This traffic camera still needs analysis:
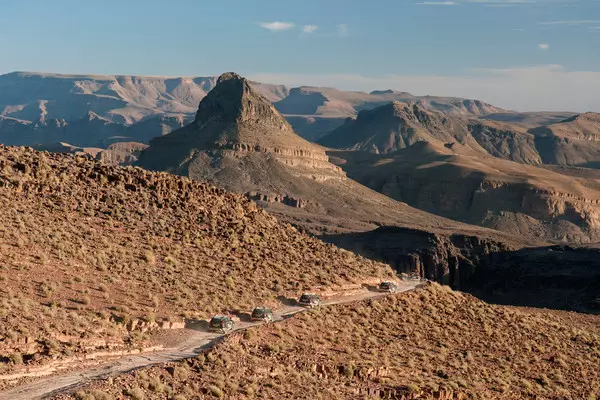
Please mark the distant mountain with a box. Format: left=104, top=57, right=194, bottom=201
left=0, top=71, right=509, bottom=146
left=480, top=111, right=577, bottom=129
left=275, top=87, right=504, bottom=117
left=329, top=141, right=600, bottom=242
left=531, top=112, right=600, bottom=168
left=319, top=101, right=489, bottom=155
left=319, top=101, right=600, bottom=169
left=136, top=72, right=520, bottom=239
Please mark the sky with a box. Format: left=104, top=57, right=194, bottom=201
left=0, top=0, right=599, bottom=111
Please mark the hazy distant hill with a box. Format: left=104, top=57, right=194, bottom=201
left=0, top=71, right=510, bottom=146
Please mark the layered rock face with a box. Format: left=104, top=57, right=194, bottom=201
left=137, top=72, right=504, bottom=235
left=138, top=72, right=345, bottom=183
left=531, top=112, right=600, bottom=167
left=324, top=226, right=512, bottom=288
left=325, top=226, right=600, bottom=312
left=331, top=143, right=600, bottom=242
left=319, top=102, right=487, bottom=155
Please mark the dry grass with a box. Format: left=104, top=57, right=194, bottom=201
left=0, top=146, right=394, bottom=377
left=58, top=283, right=600, bottom=399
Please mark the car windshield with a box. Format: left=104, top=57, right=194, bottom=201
left=211, top=318, right=226, bottom=327
left=253, top=309, right=266, bottom=316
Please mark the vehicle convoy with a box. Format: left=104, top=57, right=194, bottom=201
left=378, top=281, right=398, bottom=293
left=298, top=293, right=322, bottom=308
left=251, top=306, right=274, bottom=322
left=209, top=315, right=235, bottom=333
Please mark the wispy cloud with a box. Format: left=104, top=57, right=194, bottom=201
left=258, top=21, right=295, bottom=32
left=248, top=65, right=600, bottom=112
left=539, top=43, right=550, bottom=50
left=337, top=24, right=349, bottom=37
left=302, top=25, right=318, bottom=34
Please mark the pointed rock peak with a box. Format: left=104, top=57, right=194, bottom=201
left=194, top=72, right=292, bottom=133
left=216, top=72, right=245, bottom=85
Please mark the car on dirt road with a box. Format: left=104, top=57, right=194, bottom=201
left=209, top=315, right=235, bottom=333
left=298, top=293, right=322, bottom=308
left=378, top=281, right=398, bottom=293
left=251, top=306, right=274, bottom=322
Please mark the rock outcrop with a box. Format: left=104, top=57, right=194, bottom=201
left=530, top=112, right=600, bottom=167
left=330, top=142, right=600, bottom=243
left=137, top=73, right=506, bottom=235
left=138, top=72, right=345, bottom=184
left=324, top=226, right=512, bottom=288
left=325, top=226, right=600, bottom=312
left=319, top=102, right=487, bottom=155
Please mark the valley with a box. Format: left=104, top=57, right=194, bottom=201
left=0, top=70, right=598, bottom=399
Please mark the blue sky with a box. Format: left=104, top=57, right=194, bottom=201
left=1, top=0, right=599, bottom=111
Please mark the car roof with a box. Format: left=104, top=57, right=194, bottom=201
left=211, top=315, right=230, bottom=320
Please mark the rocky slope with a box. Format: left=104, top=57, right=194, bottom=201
left=325, top=227, right=600, bottom=312
left=0, top=145, right=397, bottom=378
left=136, top=72, right=521, bottom=236
left=329, top=142, right=600, bottom=243
left=56, top=283, right=600, bottom=400
left=531, top=112, right=600, bottom=168
left=319, top=102, right=488, bottom=155
left=324, top=226, right=512, bottom=288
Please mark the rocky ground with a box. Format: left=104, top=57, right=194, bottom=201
left=55, top=283, right=600, bottom=399
left=0, top=145, right=395, bottom=381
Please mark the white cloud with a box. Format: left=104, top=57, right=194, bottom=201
left=539, top=43, right=550, bottom=50
left=259, top=21, right=295, bottom=32
left=248, top=65, right=600, bottom=112
left=302, top=25, right=318, bottom=34
left=337, top=24, right=349, bottom=37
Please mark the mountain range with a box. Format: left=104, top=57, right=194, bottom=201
left=0, top=70, right=547, bottom=148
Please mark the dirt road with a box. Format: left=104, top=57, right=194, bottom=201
left=0, top=281, right=420, bottom=400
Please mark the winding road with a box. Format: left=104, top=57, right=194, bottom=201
left=0, top=281, right=420, bottom=400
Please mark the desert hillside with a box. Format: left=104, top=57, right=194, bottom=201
left=56, top=283, right=600, bottom=400
left=328, top=141, right=600, bottom=243
left=0, top=145, right=397, bottom=380
left=134, top=73, right=531, bottom=240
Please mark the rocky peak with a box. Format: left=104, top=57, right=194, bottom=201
left=194, top=72, right=292, bottom=134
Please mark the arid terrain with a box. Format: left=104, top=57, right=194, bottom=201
left=52, top=283, right=600, bottom=399
left=0, top=69, right=599, bottom=400
left=0, top=145, right=400, bottom=386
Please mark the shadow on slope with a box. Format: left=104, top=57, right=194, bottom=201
left=323, top=226, right=600, bottom=313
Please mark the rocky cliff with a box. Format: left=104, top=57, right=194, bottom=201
left=330, top=143, right=600, bottom=243
left=138, top=72, right=346, bottom=183
left=531, top=112, right=600, bottom=168
left=136, top=73, right=517, bottom=236
left=319, top=102, right=488, bottom=155
left=324, top=226, right=600, bottom=312
left=324, top=226, right=512, bottom=288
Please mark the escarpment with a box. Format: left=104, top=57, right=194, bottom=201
left=323, top=226, right=512, bottom=288
left=137, top=72, right=496, bottom=234
left=330, top=143, right=600, bottom=243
